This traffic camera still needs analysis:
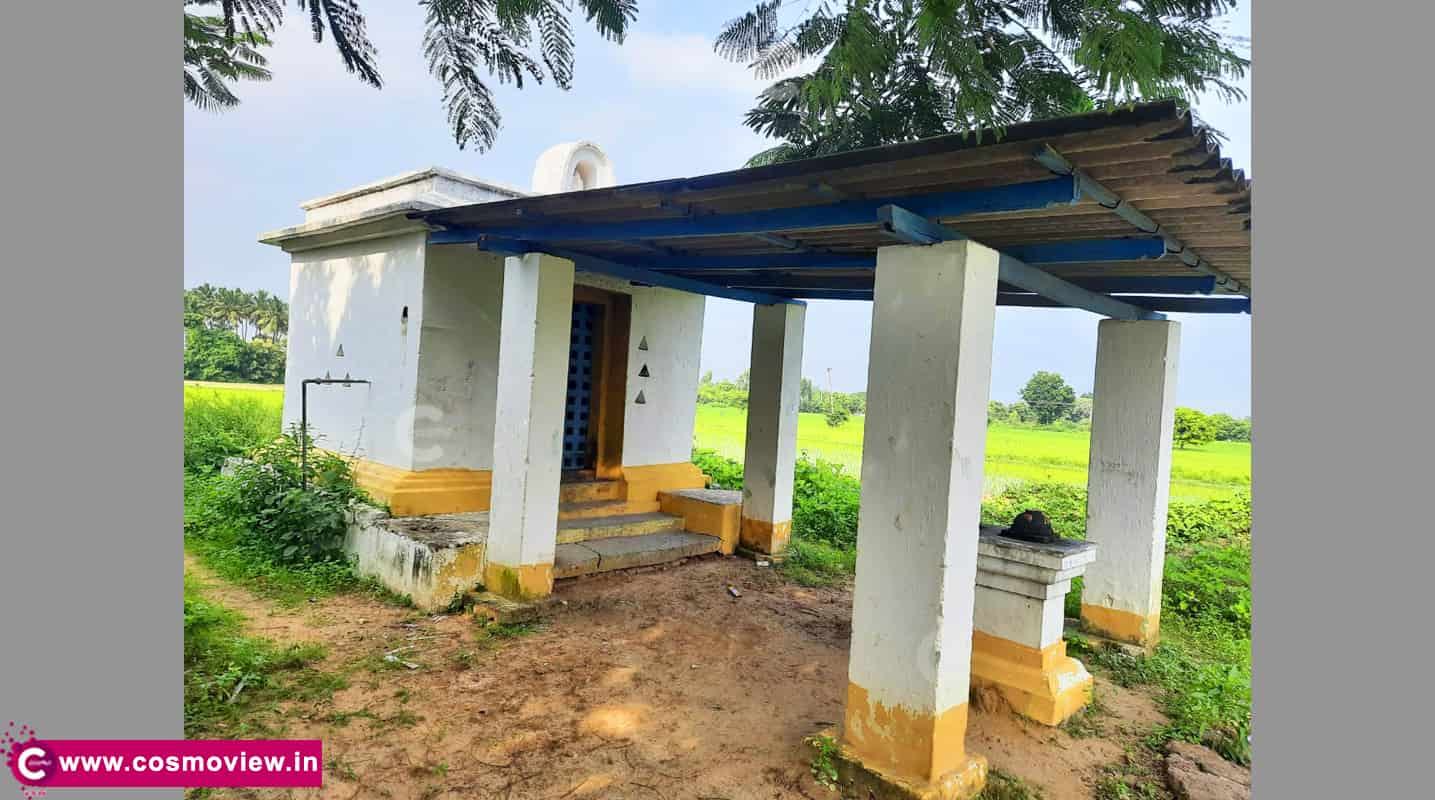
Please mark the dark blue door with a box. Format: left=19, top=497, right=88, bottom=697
left=562, top=302, right=600, bottom=471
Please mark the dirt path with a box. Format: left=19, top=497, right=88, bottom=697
left=185, top=554, right=1166, bottom=800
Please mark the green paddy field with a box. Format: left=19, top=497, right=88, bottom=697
left=183, top=382, right=1249, bottom=501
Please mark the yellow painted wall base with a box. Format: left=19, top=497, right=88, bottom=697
left=842, top=682, right=975, bottom=786
left=483, top=561, right=555, bottom=600
left=348, top=458, right=493, bottom=516
left=1080, top=603, right=1160, bottom=651
left=969, top=631, right=1093, bottom=726
left=740, top=517, right=792, bottom=555
left=658, top=492, right=740, bottom=555
left=621, top=462, right=709, bottom=504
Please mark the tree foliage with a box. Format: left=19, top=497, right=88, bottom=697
left=183, top=1, right=638, bottom=151
left=715, top=0, right=1249, bottom=164
left=185, top=285, right=290, bottom=384
left=1173, top=406, right=1217, bottom=449
left=1019, top=370, right=1076, bottom=424
left=184, top=8, right=274, bottom=111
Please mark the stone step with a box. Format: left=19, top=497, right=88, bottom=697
left=553, top=532, right=723, bottom=579
left=558, top=498, right=661, bottom=520
left=559, top=479, right=625, bottom=504
left=556, top=512, right=685, bottom=545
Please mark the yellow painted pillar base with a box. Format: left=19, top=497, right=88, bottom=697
left=970, top=631, right=1093, bottom=726
left=482, top=561, right=554, bottom=601
left=1080, top=603, right=1161, bottom=652
left=739, top=517, right=791, bottom=555
left=346, top=458, right=493, bottom=516
left=834, top=684, right=987, bottom=799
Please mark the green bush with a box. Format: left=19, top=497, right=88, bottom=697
left=692, top=447, right=744, bottom=490
left=183, top=391, right=282, bottom=474
left=1163, top=543, right=1251, bottom=628
left=981, top=482, right=1089, bottom=539
left=1167, top=491, right=1251, bottom=546
left=792, top=455, right=862, bottom=550
left=823, top=406, right=851, bottom=428
left=208, top=429, right=367, bottom=563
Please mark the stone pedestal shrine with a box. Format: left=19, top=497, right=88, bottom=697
left=970, top=527, right=1098, bottom=726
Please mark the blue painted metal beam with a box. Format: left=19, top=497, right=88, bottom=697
left=998, top=294, right=1250, bottom=314
left=879, top=204, right=1163, bottom=320
left=709, top=275, right=1215, bottom=295
left=1005, top=238, right=1165, bottom=264
left=457, top=237, right=800, bottom=306
left=771, top=289, right=1249, bottom=313
left=642, top=253, right=874, bottom=270
left=428, top=177, right=1077, bottom=244
left=629, top=240, right=1171, bottom=271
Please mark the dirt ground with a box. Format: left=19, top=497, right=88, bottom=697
left=187, top=554, right=1168, bottom=800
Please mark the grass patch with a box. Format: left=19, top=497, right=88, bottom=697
left=474, top=620, right=544, bottom=648
left=1060, top=685, right=1110, bottom=739
left=184, top=575, right=345, bottom=738
left=1071, top=613, right=1251, bottom=765
left=778, top=538, right=857, bottom=587
left=979, top=769, right=1045, bottom=800
left=1091, top=749, right=1173, bottom=800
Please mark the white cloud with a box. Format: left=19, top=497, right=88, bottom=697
left=618, top=31, right=803, bottom=96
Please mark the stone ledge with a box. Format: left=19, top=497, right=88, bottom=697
left=658, top=488, right=742, bottom=554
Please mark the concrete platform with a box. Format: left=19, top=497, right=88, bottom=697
left=554, top=531, right=723, bottom=579
left=345, top=507, right=489, bottom=610
left=658, top=488, right=743, bottom=555
left=556, top=511, right=685, bottom=544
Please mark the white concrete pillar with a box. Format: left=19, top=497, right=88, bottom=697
left=740, top=302, right=806, bottom=555
left=836, top=240, right=996, bottom=797
left=485, top=253, right=576, bottom=599
left=1080, top=319, right=1181, bottom=649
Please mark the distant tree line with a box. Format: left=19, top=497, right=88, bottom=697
left=699, top=367, right=1248, bottom=444
left=987, top=371, right=1250, bottom=445
left=698, top=371, right=867, bottom=427
left=183, top=285, right=289, bottom=384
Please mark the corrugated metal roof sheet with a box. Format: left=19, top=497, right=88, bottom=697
left=417, top=100, right=1250, bottom=302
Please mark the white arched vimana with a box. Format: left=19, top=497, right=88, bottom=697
left=531, top=141, right=615, bottom=193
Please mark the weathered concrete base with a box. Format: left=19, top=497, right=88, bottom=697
left=812, top=730, right=987, bottom=800
left=1080, top=603, right=1161, bottom=653
left=970, top=633, right=1093, bottom=726
left=658, top=488, right=742, bottom=554
left=739, top=516, right=792, bottom=555
left=344, top=506, right=487, bottom=610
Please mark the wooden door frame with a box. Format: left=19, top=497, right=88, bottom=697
left=572, top=285, right=629, bottom=479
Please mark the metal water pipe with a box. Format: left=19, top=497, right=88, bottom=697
left=300, top=376, right=370, bottom=490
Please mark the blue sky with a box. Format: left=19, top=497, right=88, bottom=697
left=184, top=1, right=1251, bottom=415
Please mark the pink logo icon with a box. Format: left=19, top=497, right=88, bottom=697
left=3, top=722, right=49, bottom=799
